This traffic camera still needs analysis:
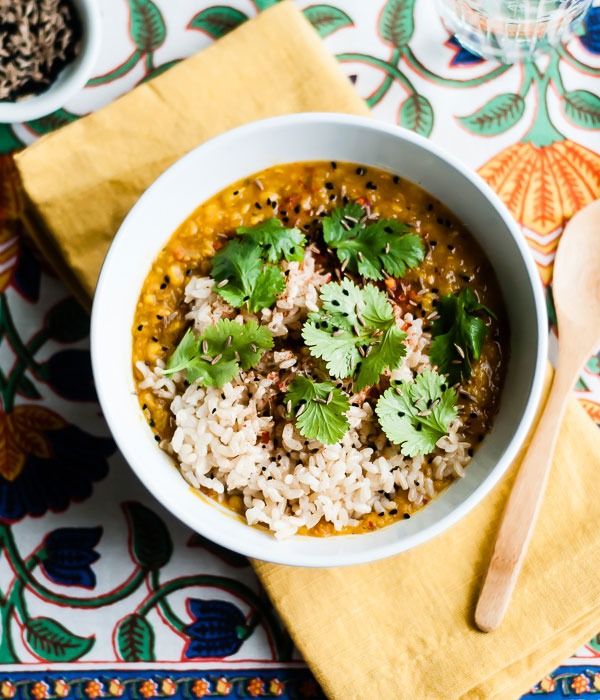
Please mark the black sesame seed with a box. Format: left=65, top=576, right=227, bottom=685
left=384, top=226, right=393, bottom=234
left=233, top=190, right=239, bottom=195
left=393, top=175, right=400, bottom=184
left=436, top=217, right=444, bottom=225
left=403, top=513, right=411, bottom=520
left=154, top=435, right=160, bottom=442
left=356, top=167, right=366, bottom=176
left=397, top=411, right=405, bottom=417
left=390, top=508, right=398, bottom=515
left=137, top=324, right=143, bottom=331
left=211, top=408, right=216, bottom=414
left=255, top=202, right=262, bottom=209
left=426, top=203, right=433, bottom=211
left=151, top=336, right=158, bottom=342
left=280, top=209, right=287, bottom=216
left=329, top=194, right=336, bottom=201
left=416, top=424, right=422, bottom=431
left=156, top=314, right=163, bottom=320
left=432, top=287, right=439, bottom=294
left=294, top=204, right=301, bottom=214
left=282, top=217, right=290, bottom=224
left=342, top=195, right=349, bottom=205
left=325, top=182, right=334, bottom=190
left=186, top=268, right=192, bottom=276
left=289, top=246, right=295, bottom=255
left=447, top=244, right=455, bottom=252
left=142, top=403, right=147, bottom=410
left=366, top=181, right=377, bottom=190
left=440, top=383, right=447, bottom=391
left=468, top=448, right=474, bottom=457
left=149, top=419, right=155, bottom=428
left=331, top=161, right=337, bottom=169
left=160, top=283, right=167, bottom=290
left=331, top=299, right=340, bottom=306
left=271, top=200, right=277, bottom=209
left=342, top=288, right=349, bottom=296
left=470, top=411, right=477, bottom=419
left=430, top=240, right=437, bottom=248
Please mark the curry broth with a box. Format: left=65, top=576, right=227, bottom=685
left=132, top=161, right=508, bottom=535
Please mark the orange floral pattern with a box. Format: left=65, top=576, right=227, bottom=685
left=84, top=680, right=102, bottom=699
left=0, top=406, right=66, bottom=482
left=191, top=679, right=210, bottom=698
left=571, top=673, right=591, bottom=694
left=479, top=140, right=600, bottom=284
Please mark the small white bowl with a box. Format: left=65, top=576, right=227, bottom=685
left=92, top=113, right=547, bottom=568
left=0, top=0, right=101, bottom=123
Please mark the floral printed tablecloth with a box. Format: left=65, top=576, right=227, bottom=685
left=0, top=1, right=598, bottom=698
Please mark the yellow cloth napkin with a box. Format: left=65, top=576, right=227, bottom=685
left=255, top=380, right=600, bottom=699
left=15, top=2, right=368, bottom=306
left=13, top=3, right=600, bottom=698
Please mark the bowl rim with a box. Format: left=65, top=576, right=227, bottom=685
left=91, top=112, right=548, bottom=567
left=0, top=0, right=101, bottom=123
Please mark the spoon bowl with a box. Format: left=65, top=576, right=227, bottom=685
left=553, top=200, right=600, bottom=337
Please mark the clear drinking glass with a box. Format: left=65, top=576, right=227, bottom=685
left=435, top=0, right=593, bottom=62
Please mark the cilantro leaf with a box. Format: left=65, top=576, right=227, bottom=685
left=355, top=326, right=406, bottom=391
left=237, top=218, right=306, bottom=263
left=164, top=327, right=198, bottom=374
left=319, top=277, right=364, bottom=326
left=375, top=369, right=458, bottom=456
left=302, top=281, right=406, bottom=387
left=164, top=319, right=273, bottom=387
left=285, top=376, right=350, bottom=445
left=211, top=239, right=285, bottom=313
left=322, top=204, right=425, bottom=280
left=430, top=287, right=495, bottom=384
left=201, top=319, right=273, bottom=369
left=302, top=322, right=360, bottom=379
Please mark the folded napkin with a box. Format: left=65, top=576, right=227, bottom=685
left=255, top=379, right=600, bottom=699
left=15, top=2, right=368, bottom=306
left=13, top=3, right=600, bottom=698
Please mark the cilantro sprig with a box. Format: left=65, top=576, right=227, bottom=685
left=322, top=204, right=425, bottom=280
left=285, top=376, right=350, bottom=445
left=430, top=287, right=495, bottom=384
left=375, top=369, right=458, bottom=456
left=237, top=218, right=306, bottom=263
left=211, top=218, right=306, bottom=313
left=302, top=279, right=407, bottom=390
left=164, top=319, right=273, bottom=388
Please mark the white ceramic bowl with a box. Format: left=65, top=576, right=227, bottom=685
left=92, top=113, right=547, bottom=567
left=0, top=0, right=101, bottom=123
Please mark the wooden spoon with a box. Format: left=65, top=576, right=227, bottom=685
left=475, top=199, right=600, bottom=633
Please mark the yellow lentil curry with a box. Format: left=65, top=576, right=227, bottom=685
left=133, top=162, right=508, bottom=537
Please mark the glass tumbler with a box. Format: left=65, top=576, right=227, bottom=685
left=435, top=0, right=593, bottom=62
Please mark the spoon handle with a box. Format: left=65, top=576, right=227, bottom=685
left=474, top=358, right=580, bottom=632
